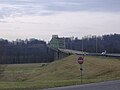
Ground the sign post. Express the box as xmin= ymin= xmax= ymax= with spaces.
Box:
xmin=77 ymin=56 xmax=84 ymax=84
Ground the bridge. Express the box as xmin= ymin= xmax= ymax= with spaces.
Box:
xmin=49 ymin=35 xmax=120 ymax=60
xmin=51 ymin=48 xmax=120 ymax=59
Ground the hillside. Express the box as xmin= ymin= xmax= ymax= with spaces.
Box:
xmin=0 ymin=55 xmax=120 ymax=90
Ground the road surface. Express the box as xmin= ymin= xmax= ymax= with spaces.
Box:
xmin=59 ymin=48 xmax=120 ymax=57
xmin=43 ymin=80 xmax=120 ymax=90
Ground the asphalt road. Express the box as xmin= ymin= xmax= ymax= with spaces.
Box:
xmin=43 ymin=80 xmax=120 ymax=90
xmin=59 ymin=48 xmax=120 ymax=57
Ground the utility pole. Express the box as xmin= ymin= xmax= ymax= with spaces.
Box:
xmin=95 ymin=36 xmax=97 ymax=53
xmin=82 ymin=37 xmax=84 ymax=53
xmin=78 ymin=37 xmax=85 ymax=84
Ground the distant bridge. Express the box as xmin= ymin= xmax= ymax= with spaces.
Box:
xmin=47 ymin=46 xmax=120 ymax=61
xmin=47 ymin=46 xmax=71 ymax=60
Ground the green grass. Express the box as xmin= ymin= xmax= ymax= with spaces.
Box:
xmin=0 ymin=55 xmax=120 ymax=90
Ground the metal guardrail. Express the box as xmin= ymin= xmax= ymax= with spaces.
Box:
xmin=58 ymin=49 xmax=120 ymax=58
xmin=105 ymin=54 xmax=120 ymax=57
xmin=88 ymin=53 xmax=120 ymax=57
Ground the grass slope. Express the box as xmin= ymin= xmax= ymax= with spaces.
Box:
xmin=0 ymin=55 xmax=120 ymax=90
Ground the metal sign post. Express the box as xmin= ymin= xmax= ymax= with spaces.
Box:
xmin=78 ymin=56 xmax=84 ymax=84
xmin=80 ymin=64 xmax=83 ymax=84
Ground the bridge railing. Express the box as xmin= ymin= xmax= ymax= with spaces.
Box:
xmin=58 ymin=48 xmax=120 ymax=58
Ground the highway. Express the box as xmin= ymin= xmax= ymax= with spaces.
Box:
xmin=43 ymin=80 xmax=120 ymax=90
xmin=59 ymin=48 xmax=120 ymax=57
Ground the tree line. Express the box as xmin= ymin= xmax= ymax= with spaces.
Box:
xmin=0 ymin=38 xmax=55 ymax=64
xmin=69 ymin=33 xmax=120 ymax=53
xmin=0 ymin=33 xmax=120 ymax=64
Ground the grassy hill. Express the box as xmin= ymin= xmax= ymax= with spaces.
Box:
xmin=0 ymin=55 xmax=120 ymax=90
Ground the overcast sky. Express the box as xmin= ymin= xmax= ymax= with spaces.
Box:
xmin=0 ymin=0 xmax=120 ymax=41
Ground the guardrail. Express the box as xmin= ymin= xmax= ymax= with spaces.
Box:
xmin=58 ymin=48 xmax=120 ymax=58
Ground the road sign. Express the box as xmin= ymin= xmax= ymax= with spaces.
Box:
xmin=77 ymin=56 xmax=84 ymax=84
xmin=78 ymin=57 xmax=84 ymax=64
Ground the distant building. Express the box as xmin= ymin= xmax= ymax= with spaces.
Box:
xmin=49 ymin=35 xmax=72 ymax=49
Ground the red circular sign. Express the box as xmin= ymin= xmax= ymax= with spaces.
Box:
xmin=78 ymin=57 xmax=84 ymax=64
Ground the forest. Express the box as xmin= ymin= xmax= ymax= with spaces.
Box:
xmin=0 ymin=33 xmax=120 ymax=64
xmin=70 ymin=34 xmax=120 ymax=53
xmin=0 ymin=38 xmax=55 ymax=64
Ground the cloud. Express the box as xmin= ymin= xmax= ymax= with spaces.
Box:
xmin=0 ymin=0 xmax=120 ymax=19
xmin=0 ymin=11 xmax=120 ymax=41
xmin=45 ymin=0 xmax=120 ymax=12
xmin=0 ymin=0 xmax=120 ymax=41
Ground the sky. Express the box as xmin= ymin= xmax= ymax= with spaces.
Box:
xmin=0 ymin=0 xmax=120 ymax=41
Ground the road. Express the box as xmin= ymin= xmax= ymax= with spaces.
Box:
xmin=59 ymin=48 xmax=120 ymax=57
xmin=43 ymin=80 xmax=120 ymax=90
